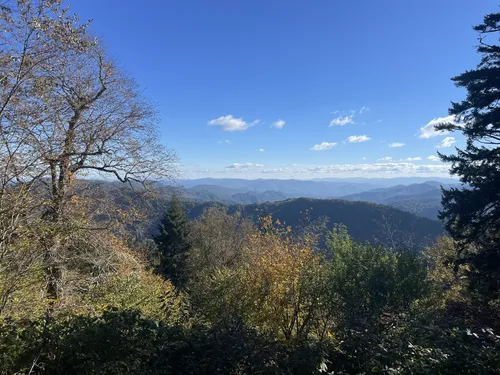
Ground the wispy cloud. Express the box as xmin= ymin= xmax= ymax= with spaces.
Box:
xmin=311 ymin=142 xmax=337 ymax=151
xmin=378 ymin=156 xmax=392 ymax=161
xmin=406 ymin=157 xmax=422 ymax=161
xmin=258 ymin=148 xmax=265 ymax=152
xmin=330 ymin=115 xmax=354 ymax=126
xmin=436 ymin=136 xmax=456 ymax=148
xmin=226 ymin=162 xmax=253 ymax=169
xmin=419 ymin=115 xmax=461 ymax=139
xmin=389 ymin=142 xmax=405 ymax=148
xmin=272 ymin=119 xmax=285 ymax=129
xmin=260 ymin=168 xmax=288 ymax=174
xmin=329 ymin=107 xmax=369 ymax=127
xmin=209 ymin=115 xmax=259 ymax=132
xmin=218 ymin=139 xmax=231 ymax=144
xmin=300 ymin=162 xmax=450 ymax=176
xmin=346 ymin=135 xmax=370 ymax=143
xmin=427 ymin=155 xmax=440 ymax=161
xmin=183 ymin=161 xmax=453 ymax=179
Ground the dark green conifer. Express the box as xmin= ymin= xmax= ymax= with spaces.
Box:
xmin=436 ymin=12 xmax=500 ymax=296
xmin=154 ymin=193 xmax=191 ymax=288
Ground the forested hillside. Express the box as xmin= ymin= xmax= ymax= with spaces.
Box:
xmin=176 ymin=180 xmax=461 ymax=219
xmin=1 ymin=2 xmax=499 ymax=375
xmin=95 ymin=183 xmax=442 ymax=248
xmin=184 ymin=198 xmax=442 ymax=248
xmin=183 ymin=184 xmax=289 ymax=204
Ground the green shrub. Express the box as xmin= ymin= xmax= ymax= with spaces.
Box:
xmin=0 ymin=308 xmax=327 ymax=375
xmin=325 ymin=312 xmax=500 ymax=374
xmin=325 ymin=225 xmax=429 ymax=329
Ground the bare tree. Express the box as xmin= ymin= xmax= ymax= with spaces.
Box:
xmin=0 ymin=0 xmax=83 ymax=310
xmin=0 ymin=0 xmax=177 ymax=302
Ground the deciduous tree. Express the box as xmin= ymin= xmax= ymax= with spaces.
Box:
xmin=0 ymin=0 xmax=177 ymax=300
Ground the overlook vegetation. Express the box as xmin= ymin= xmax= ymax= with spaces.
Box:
xmin=0 ymin=1 xmax=500 ymax=374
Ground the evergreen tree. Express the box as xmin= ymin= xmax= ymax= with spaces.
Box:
xmin=154 ymin=194 xmax=191 ymax=288
xmin=436 ymin=12 xmax=500 ymax=296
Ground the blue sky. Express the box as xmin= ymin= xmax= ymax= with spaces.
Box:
xmin=71 ymin=0 xmax=497 ymax=179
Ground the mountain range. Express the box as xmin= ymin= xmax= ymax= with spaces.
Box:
xmin=340 ymin=181 xmax=462 ymax=219
xmin=172 ymin=178 xmax=462 ymax=219
xmin=85 ymin=178 xmax=451 ymax=248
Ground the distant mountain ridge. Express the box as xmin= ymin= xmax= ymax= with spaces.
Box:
xmin=179 ymin=179 xmax=378 ymax=198
xmin=341 ymin=181 xmax=445 ymax=201
xmin=173 ymin=178 xmax=461 ymax=219
xmin=340 ymin=181 xmax=462 ymax=219
xmin=183 ymin=184 xmax=288 ymax=204
xmin=176 ymin=177 xmax=458 ymax=201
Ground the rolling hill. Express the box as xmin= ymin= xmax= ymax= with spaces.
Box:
xmin=341 ymin=181 xmax=444 ymax=202
xmin=84 ymin=180 xmax=444 ymax=249
xmin=173 ymin=179 xmax=464 ymax=219
xmin=178 ymin=179 xmax=383 ymax=198
xmin=178 ymin=177 xmax=459 ymax=197
xmin=340 ymin=182 xmax=462 ymax=219
xmin=183 ymin=184 xmax=288 ymax=204
xmin=180 ymin=198 xmax=443 ymax=250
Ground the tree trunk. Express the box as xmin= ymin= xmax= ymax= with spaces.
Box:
xmin=42 ymin=188 xmax=66 ymax=302
xmin=44 ymin=241 xmax=62 ymax=301
xmin=42 ymin=112 xmax=77 ymax=301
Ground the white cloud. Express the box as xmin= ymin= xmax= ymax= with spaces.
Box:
xmin=362 ymin=157 xmax=367 ymax=160
xmin=218 ymin=139 xmax=231 ymax=144
xmin=378 ymin=156 xmax=392 ymax=161
xmin=301 ymin=162 xmax=451 ymax=176
xmin=346 ymin=135 xmax=371 ymax=143
xmin=406 ymin=157 xmax=422 ymax=161
xmin=427 ymin=155 xmax=440 ymax=161
xmin=181 ymin=161 xmax=454 ymax=179
xmin=330 ymin=115 xmax=354 ymax=126
xmin=375 ymin=119 xmax=383 ymax=123
xmin=226 ymin=162 xmax=253 ymax=169
xmin=329 ymin=108 xmax=368 ymax=127
xmin=208 ymin=115 xmax=259 ymax=132
xmin=419 ymin=115 xmax=461 ymax=139
xmin=389 ymin=142 xmax=405 ymax=148
xmin=258 ymin=148 xmax=265 ymax=152
xmin=272 ymin=119 xmax=285 ymax=129
xmin=260 ymin=168 xmax=288 ymax=174
xmin=311 ymin=142 xmax=337 ymax=151
xmin=436 ymin=136 xmax=456 ymax=148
